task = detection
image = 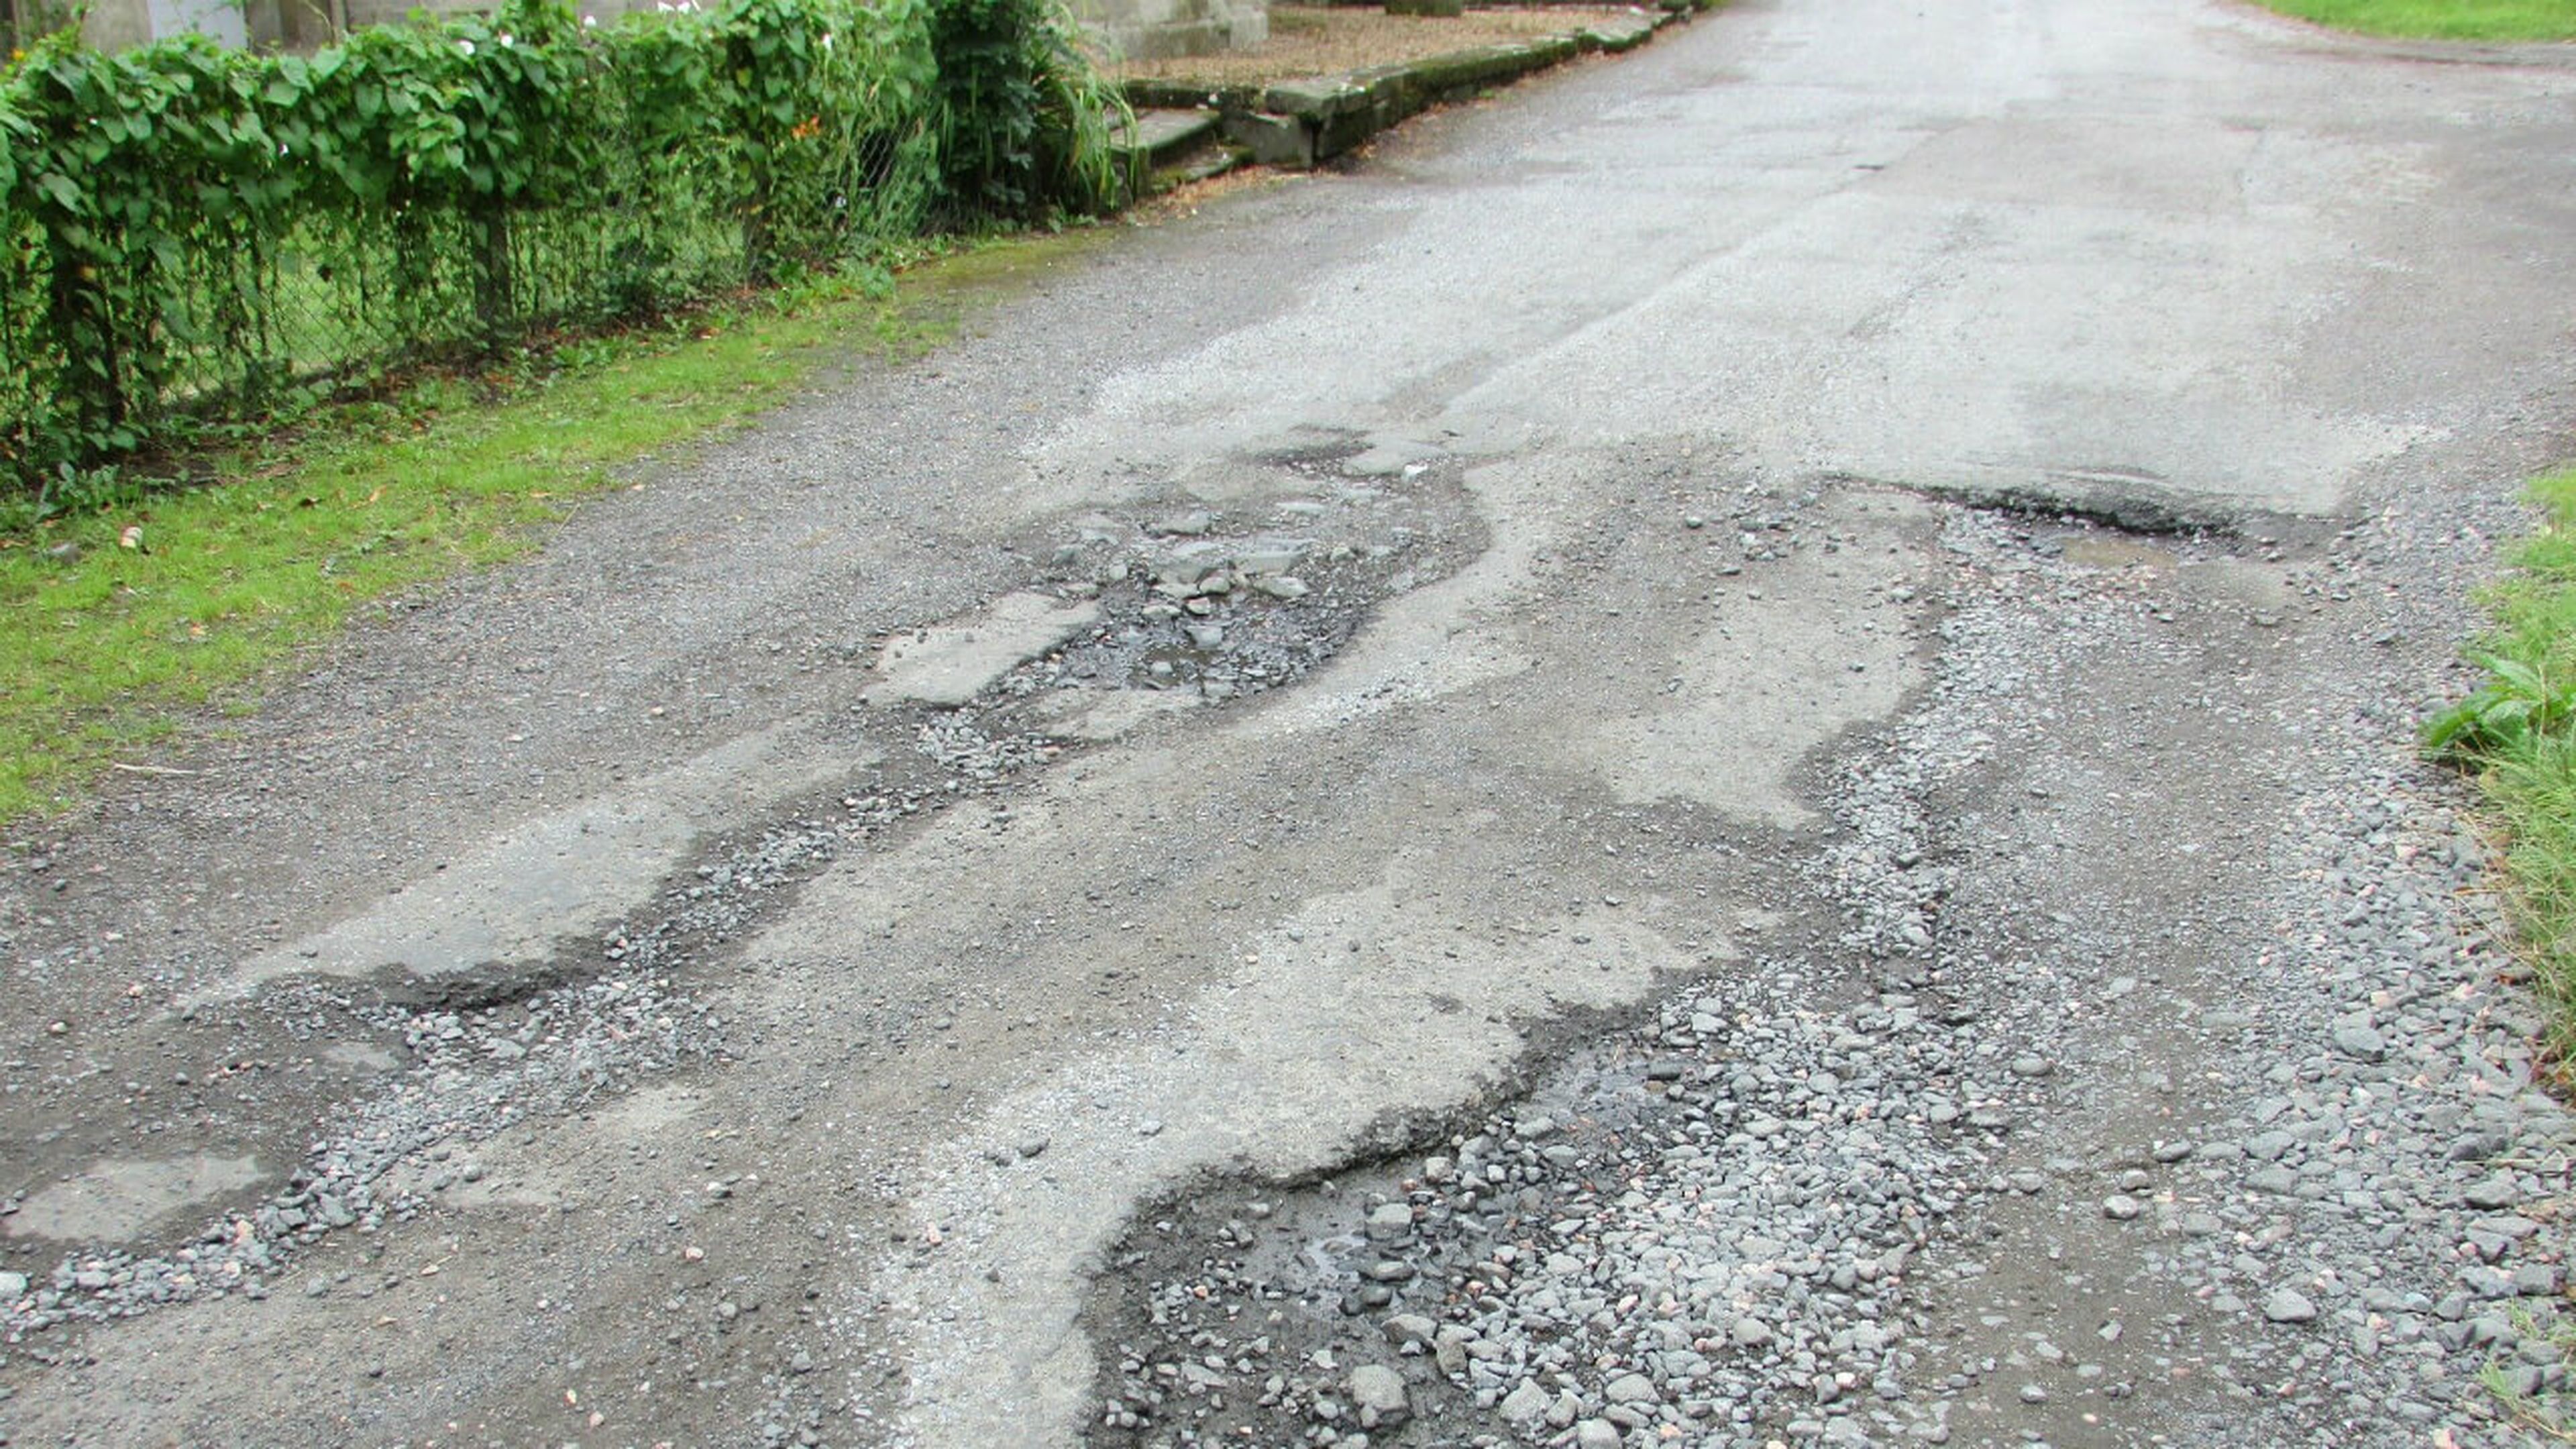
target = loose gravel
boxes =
[1079,498,2576,1449]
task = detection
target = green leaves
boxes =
[0,0,1112,488]
[2426,655,2576,761]
[2427,475,2576,771]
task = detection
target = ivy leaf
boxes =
[35,171,84,213]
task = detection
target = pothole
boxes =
[0,437,1493,1344]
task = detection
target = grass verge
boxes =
[2428,469,2576,1063]
[0,228,1116,822]
[2432,471,2576,1430]
[2251,0,2576,43]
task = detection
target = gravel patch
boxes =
[1078,496,2576,1448]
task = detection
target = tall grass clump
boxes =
[2426,468,2576,1061]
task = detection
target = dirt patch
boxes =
[1112,5,1645,87]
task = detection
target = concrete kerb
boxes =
[1114,4,1694,173]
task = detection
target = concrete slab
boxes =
[1112,107,1222,168]
[861,592,1101,707]
[209,724,865,999]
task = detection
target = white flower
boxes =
[820,30,833,48]
[581,13,597,25]
[497,30,513,44]
[456,37,476,53]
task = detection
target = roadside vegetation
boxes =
[2255,0,2576,42]
[0,0,1131,820]
[2426,469,2576,1062]
[0,228,1116,821]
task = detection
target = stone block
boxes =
[1224,109,1315,168]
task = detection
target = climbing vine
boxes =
[0,0,1120,491]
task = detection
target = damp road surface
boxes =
[3,0,2574,1445]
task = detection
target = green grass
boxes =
[0,227,1118,822]
[2480,1303,2576,1440]
[2254,0,2576,42]
[2431,468,2576,1063]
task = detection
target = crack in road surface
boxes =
[1,0,2573,1444]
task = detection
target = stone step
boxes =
[1113,108,1225,170]
[1155,143,1251,191]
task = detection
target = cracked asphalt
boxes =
[1,0,2574,1444]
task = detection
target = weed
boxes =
[2479,1301,2576,1441]
[2430,468,2576,1058]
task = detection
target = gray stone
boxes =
[1574,1420,1622,1449]
[2263,1289,2319,1324]
[2465,1175,2520,1211]
[1348,1363,1408,1426]
[1498,1380,1551,1424]
[1381,1313,1436,1350]
[2333,1024,2387,1061]
[1366,1202,1414,1241]
[1605,1371,1658,1404]
[2101,1194,2142,1221]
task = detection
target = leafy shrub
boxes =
[0,0,1114,493]
[929,0,1130,222]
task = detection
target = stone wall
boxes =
[1073,0,1265,62]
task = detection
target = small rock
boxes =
[2263,1289,2319,1324]
[1365,1203,1414,1242]
[1574,1420,1621,1449]
[1605,1371,1658,1405]
[1381,1313,1436,1350]
[2465,1176,2520,1211]
[1498,1381,1551,1424]
[1348,1364,1407,1428]
[2102,1194,2142,1221]
[2332,1024,2387,1062]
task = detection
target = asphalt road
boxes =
[2,0,2573,1444]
